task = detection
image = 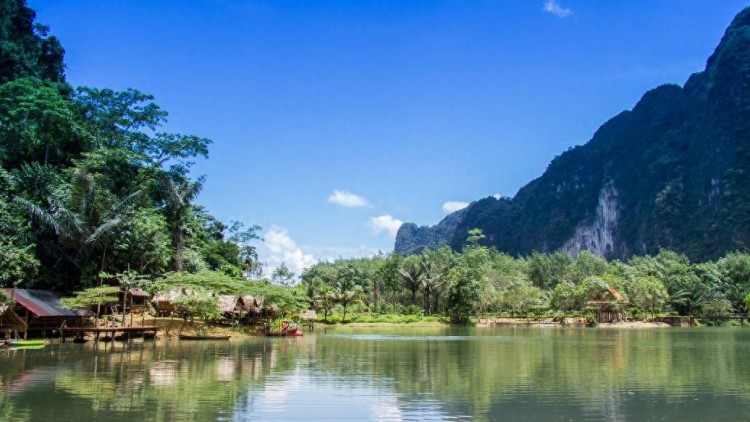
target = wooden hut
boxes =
[216,295,241,319]
[299,310,317,321]
[151,288,186,316]
[239,295,262,317]
[586,285,629,323]
[1,289,85,336]
[0,305,27,339]
[127,288,150,308]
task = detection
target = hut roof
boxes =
[607,285,625,302]
[216,295,240,313]
[0,306,26,330]
[299,310,317,320]
[129,288,150,298]
[151,288,185,303]
[2,289,77,317]
[239,295,261,314]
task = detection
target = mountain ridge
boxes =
[395,7,750,261]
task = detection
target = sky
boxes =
[29,0,750,276]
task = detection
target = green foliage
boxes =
[0,289,15,307]
[155,270,306,315]
[0,0,65,83]
[60,286,119,309]
[0,2,261,291]
[626,276,668,318]
[172,290,221,321]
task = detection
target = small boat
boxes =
[7,339,46,348]
[266,321,304,337]
[179,334,231,341]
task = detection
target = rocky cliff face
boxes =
[395,7,750,260]
[394,207,468,255]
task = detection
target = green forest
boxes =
[2,0,750,326]
[0,0,266,289]
[303,229,750,324]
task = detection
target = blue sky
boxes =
[30,0,749,275]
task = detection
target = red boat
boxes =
[266,321,304,336]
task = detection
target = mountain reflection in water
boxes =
[1,327,749,421]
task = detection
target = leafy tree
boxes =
[16,168,140,288]
[716,252,750,310]
[0,0,66,83]
[627,276,668,319]
[446,231,491,323]
[0,78,87,166]
[60,286,119,327]
[271,262,295,287]
[550,281,578,313]
[172,290,221,331]
[527,251,573,290]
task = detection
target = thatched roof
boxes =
[129,288,150,298]
[607,285,625,302]
[299,310,317,320]
[152,288,185,304]
[216,295,240,313]
[0,306,27,330]
[239,295,264,314]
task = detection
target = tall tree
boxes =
[161,175,203,271]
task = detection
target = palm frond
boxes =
[13,196,63,234]
[85,217,123,245]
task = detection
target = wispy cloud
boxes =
[442,201,469,214]
[263,226,317,276]
[542,0,573,18]
[328,190,369,207]
[367,215,403,238]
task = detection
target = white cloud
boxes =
[263,226,317,277]
[328,190,368,207]
[367,215,403,238]
[542,0,572,18]
[493,193,502,200]
[442,201,469,214]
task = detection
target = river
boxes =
[1,326,749,421]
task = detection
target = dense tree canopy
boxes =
[0,1,262,293]
[302,230,750,322]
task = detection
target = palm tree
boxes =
[161,175,203,271]
[332,284,364,323]
[397,258,424,306]
[16,169,140,288]
[420,259,444,315]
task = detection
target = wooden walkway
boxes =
[60,326,159,342]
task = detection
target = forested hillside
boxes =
[0,0,261,290]
[396,7,750,261]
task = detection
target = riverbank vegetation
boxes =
[301,229,750,324]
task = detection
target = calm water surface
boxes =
[1,327,749,421]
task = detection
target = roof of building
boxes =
[216,295,240,313]
[607,285,625,302]
[2,289,78,318]
[129,288,150,297]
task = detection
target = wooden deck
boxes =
[60,326,159,342]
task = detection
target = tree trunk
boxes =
[122,288,128,327]
[342,304,347,323]
[424,286,431,315]
[173,226,183,271]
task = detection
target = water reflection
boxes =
[0,328,749,421]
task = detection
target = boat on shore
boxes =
[3,339,46,349]
[179,334,231,341]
